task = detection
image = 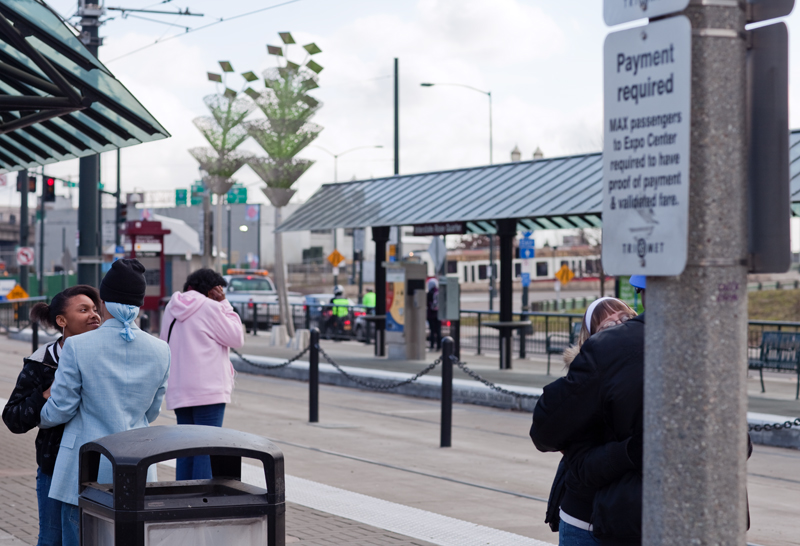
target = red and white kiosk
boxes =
[122,220,171,331]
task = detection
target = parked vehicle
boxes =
[224,269,303,330]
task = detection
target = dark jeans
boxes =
[174,403,226,480]
[559,519,600,546]
[429,318,442,349]
[36,468,62,546]
[60,503,79,546]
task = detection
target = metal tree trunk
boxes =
[274,206,294,337]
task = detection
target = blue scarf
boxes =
[105,302,139,342]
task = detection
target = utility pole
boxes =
[394,58,402,263]
[39,171,45,296]
[77,1,103,287]
[643,4,749,544]
[115,148,121,249]
[18,170,28,294]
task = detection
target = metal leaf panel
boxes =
[277,152,604,233]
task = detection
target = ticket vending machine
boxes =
[385,262,427,360]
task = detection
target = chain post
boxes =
[252,302,259,336]
[441,336,454,448]
[31,320,38,353]
[309,328,319,423]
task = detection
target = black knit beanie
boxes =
[100,258,147,307]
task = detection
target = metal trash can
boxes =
[78,425,285,546]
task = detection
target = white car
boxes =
[223,269,303,330]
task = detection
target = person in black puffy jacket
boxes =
[3,285,101,546]
[531,312,645,546]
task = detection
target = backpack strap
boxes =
[167,318,177,343]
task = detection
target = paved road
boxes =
[0,335,797,545]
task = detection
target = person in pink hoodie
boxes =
[160,268,244,480]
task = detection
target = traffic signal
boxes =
[117,202,127,224]
[17,176,36,192]
[44,178,55,202]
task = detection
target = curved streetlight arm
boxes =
[420,82,493,164]
[311,144,383,182]
[420,82,490,97]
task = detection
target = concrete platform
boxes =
[232,337,800,449]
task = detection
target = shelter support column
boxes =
[373,226,390,357]
[643,5,749,544]
[497,218,516,370]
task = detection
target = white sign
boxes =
[604,0,689,26]
[16,246,34,266]
[353,228,366,253]
[428,236,447,273]
[602,16,691,276]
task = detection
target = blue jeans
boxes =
[174,403,226,480]
[36,468,62,546]
[559,519,600,546]
[60,503,79,546]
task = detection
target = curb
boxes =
[231,353,800,449]
[231,353,542,412]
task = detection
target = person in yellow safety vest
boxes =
[362,288,376,308]
[326,286,349,338]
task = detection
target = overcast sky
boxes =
[5,0,800,218]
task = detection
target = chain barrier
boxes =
[749,417,800,432]
[451,356,540,400]
[230,345,310,370]
[317,344,442,390]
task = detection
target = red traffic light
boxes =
[47,178,54,186]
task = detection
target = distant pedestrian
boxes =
[427,278,441,350]
[3,285,101,546]
[40,259,170,546]
[161,268,244,480]
[538,297,638,545]
[530,298,644,546]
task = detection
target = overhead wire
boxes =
[105,0,303,64]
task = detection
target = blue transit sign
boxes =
[520,237,535,259]
[521,273,531,287]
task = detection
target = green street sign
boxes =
[175,188,188,206]
[190,182,205,206]
[226,185,247,204]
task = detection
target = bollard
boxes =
[309,328,319,423]
[440,336,454,448]
[31,321,38,353]
[253,303,259,336]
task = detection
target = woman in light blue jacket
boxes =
[40,259,170,546]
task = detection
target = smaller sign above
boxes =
[412,222,467,236]
[604,0,689,26]
[327,249,345,267]
[519,237,535,259]
[16,247,34,266]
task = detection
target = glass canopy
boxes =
[0,0,169,172]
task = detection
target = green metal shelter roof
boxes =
[277,152,604,234]
[0,0,169,172]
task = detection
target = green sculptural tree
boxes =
[245,32,324,337]
[190,61,258,269]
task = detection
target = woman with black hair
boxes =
[160,268,244,480]
[2,285,101,546]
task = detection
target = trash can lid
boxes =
[81,425,282,466]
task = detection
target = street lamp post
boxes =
[420,82,493,165]
[313,145,384,183]
[226,205,231,273]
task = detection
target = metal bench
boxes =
[545,321,582,375]
[748,331,800,400]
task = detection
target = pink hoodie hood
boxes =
[161,290,244,410]
[168,290,208,323]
